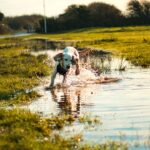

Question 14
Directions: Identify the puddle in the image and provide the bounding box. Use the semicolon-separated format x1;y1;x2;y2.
23;49;150;148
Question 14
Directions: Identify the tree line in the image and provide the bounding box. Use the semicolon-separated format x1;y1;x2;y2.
0;0;150;34
0;14;43;34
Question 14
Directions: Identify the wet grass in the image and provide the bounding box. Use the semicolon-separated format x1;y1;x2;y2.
0;109;128;150
26;26;150;67
0;109;75;150
0;45;52;102
0;91;41;107
79;114;101;126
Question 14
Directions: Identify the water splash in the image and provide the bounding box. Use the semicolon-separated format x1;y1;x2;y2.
54;67;97;87
31;49;123;87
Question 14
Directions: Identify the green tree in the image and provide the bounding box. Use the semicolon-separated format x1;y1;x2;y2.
88;2;123;27
5;15;43;32
127;0;150;25
59;5;90;30
127;0;143;17
142;1;150;23
0;12;4;21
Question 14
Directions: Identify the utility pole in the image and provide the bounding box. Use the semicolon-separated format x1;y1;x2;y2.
43;0;47;34
43;0;47;49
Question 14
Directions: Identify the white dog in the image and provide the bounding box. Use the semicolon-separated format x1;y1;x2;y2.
49;46;80;88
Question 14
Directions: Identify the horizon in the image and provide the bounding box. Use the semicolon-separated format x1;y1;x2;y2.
0;0;131;17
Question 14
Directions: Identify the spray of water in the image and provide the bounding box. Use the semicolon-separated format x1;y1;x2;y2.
31;49;121;87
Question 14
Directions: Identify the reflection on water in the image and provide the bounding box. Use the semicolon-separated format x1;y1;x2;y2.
23;67;150;148
50;88;81;115
24;50;150;148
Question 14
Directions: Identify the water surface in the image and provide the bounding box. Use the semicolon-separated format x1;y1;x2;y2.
24;50;150;149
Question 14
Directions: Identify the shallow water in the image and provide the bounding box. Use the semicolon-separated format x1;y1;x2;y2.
0;32;34;39
24;50;150;149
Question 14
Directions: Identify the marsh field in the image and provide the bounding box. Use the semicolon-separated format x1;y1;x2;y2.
0;26;150;149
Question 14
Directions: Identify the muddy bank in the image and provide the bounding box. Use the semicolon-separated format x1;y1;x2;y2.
25;38;112;54
24;38;75;50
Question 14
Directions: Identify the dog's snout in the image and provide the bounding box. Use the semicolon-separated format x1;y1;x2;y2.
67;65;70;69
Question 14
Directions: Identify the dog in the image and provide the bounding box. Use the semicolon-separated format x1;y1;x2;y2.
49;46;80;88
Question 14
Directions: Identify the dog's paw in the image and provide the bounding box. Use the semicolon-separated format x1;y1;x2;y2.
45;86;54;90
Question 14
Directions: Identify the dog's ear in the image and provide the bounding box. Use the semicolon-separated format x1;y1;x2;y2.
54;53;63;61
72;56;76;65
72;56;79;64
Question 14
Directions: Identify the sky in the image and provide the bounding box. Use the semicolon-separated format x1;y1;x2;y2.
0;0;131;17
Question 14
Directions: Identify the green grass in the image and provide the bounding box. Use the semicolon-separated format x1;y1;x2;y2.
0;91;41;106
26;26;150;67
0;109;128;150
0;109;75;150
0;46;51;101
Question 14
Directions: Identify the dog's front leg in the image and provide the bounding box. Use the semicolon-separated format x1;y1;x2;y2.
49;62;58;88
62;74;67;84
50;71;57;88
75;60;80;75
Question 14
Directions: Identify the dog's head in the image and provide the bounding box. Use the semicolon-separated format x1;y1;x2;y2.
54;52;72;71
54;47;80;75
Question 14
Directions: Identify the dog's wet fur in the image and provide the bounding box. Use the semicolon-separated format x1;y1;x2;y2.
49;46;80;88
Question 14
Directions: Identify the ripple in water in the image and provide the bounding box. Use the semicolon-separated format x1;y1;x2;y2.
24;50;150;148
